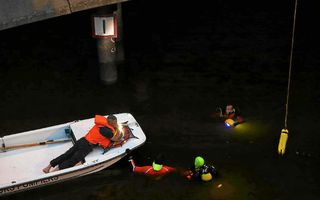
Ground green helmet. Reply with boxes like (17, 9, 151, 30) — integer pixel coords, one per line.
(152, 162, 163, 171)
(194, 156, 205, 168)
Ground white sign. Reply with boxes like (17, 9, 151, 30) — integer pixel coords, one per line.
(92, 14, 117, 38)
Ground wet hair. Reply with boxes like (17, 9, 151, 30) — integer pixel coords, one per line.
(107, 115, 117, 123)
(154, 154, 164, 165)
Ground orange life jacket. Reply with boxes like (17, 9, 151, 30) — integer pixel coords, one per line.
(85, 115, 115, 148)
(224, 112, 244, 124)
(224, 112, 235, 119)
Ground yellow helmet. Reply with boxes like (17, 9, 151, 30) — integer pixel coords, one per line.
(201, 173, 212, 182)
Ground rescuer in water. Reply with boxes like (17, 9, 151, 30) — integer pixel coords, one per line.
(43, 114, 122, 173)
(184, 156, 217, 182)
(217, 104, 244, 126)
(128, 154, 176, 177)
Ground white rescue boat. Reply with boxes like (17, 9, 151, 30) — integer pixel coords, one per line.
(0, 113, 146, 196)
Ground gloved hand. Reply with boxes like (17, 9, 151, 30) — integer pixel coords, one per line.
(128, 156, 135, 171)
(216, 107, 223, 117)
(125, 149, 132, 154)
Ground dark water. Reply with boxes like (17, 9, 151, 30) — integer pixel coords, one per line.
(1, 0, 320, 199)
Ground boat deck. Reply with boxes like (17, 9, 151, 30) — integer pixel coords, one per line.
(0, 141, 73, 186)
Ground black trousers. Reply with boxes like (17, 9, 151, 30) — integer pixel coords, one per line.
(50, 137, 93, 170)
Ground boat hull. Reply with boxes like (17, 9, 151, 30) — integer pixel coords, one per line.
(0, 154, 124, 196)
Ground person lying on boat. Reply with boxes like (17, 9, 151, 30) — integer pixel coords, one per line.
(216, 104, 244, 126)
(128, 154, 176, 177)
(184, 156, 217, 182)
(42, 114, 122, 173)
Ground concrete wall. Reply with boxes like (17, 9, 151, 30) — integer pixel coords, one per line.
(0, 0, 128, 31)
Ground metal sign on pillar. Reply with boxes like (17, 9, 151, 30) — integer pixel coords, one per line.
(92, 14, 117, 38)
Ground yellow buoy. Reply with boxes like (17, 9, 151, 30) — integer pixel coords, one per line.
(278, 129, 288, 155)
(201, 173, 212, 182)
(225, 119, 235, 127)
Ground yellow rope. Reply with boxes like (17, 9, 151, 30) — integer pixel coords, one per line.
(285, 0, 298, 129)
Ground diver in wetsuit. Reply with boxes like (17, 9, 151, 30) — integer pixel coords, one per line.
(128, 154, 176, 177)
(185, 156, 217, 182)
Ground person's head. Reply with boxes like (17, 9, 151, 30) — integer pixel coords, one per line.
(152, 154, 164, 171)
(107, 115, 118, 129)
(225, 104, 235, 114)
(194, 156, 205, 168)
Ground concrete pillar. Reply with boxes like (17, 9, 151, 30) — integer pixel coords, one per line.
(97, 38, 117, 84)
(96, 6, 117, 85)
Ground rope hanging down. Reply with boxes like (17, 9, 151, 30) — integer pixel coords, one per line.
(284, 0, 298, 129)
(278, 0, 299, 155)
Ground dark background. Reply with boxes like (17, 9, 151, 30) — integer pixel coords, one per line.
(1, 0, 320, 199)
